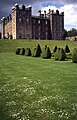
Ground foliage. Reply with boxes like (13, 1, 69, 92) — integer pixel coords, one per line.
(53, 45, 57, 53)
(54, 48, 66, 61)
(67, 28, 77, 37)
(64, 45, 70, 53)
(66, 53, 72, 59)
(42, 45, 52, 59)
(21, 48, 25, 55)
(15, 48, 21, 55)
(72, 48, 77, 63)
(33, 44, 42, 57)
(25, 48, 31, 56)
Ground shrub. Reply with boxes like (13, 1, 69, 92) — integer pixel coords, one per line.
(53, 45, 57, 53)
(42, 46, 52, 59)
(65, 45, 70, 53)
(54, 48, 66, 61)
(33, 44, 42, 57)
(21, 48, 25, 55)
(25, 48, 31, 56)
(72, 48, 77, 63)
(66, 53, 72, 59)
(58, 48, 66, 61)
(15, 48, 21, 55)
(54, 48, 60, 60)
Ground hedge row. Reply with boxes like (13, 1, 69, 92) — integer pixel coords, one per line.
(15, 44, 77, 63)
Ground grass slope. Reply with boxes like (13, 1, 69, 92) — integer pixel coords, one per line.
(0, 39, 77, 120)
(0, 39, 77, 53)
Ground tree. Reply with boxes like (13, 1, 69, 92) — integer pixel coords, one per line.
(42, 46, 52, 59)
(53, 45, 57, 53)
(33, 44, 42, 57)
(54, 48, 66, 61)
(64, 45, 70, 53)
(72, 48, 77, 63)
(25, 48, 31, 56)
(67, 28, 77, 37)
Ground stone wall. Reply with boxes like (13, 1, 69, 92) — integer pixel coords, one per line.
(1, 4, 64, 40)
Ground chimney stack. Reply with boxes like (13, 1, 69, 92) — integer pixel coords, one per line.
(38, 10, 41, 17)
(44, 10, 46, 18)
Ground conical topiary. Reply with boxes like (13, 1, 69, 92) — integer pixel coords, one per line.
(58, 48, 66, 61)
(54, 48, 60, 60)
(42, 46, 52, 59)
(72, 48, 77, 63)
(53, 45, 57, 53)
(54, 48, 66, 61)
(65, 45, 70, 53)
(15, 48, 21, 55)
(33, 44, 42, 57)
(25, 48, 31, 56)
(21, 48, 25, 55)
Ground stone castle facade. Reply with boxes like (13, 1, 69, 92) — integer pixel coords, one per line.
(1, 3, 64, 40)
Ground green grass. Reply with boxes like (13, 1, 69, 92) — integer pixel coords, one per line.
(0, 39, 77, 53)
(0, 39, 77, 120)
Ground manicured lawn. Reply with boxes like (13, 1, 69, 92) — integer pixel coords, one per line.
(0, 39, 77, 53)
(0, 40, 77, 120)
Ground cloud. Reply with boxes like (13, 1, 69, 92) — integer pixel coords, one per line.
(41, 4, 77, 30)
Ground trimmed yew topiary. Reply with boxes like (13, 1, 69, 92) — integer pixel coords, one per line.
(54, 48, 60, 60)
(72, 48, 77, 63)
(53, 45, 57, 53)
(15, 48, 21, 55)
(54, 48, 66, 61)
(58, 48, 66, 61)
(21, 48, 25, 55)
(65, 45, 70, 53)
(42, 46, 52, 59)
(25, 48, 31, 56)
(33, 44, 42, 57)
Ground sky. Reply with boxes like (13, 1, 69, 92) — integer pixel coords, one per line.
(0, 0, 77, 32)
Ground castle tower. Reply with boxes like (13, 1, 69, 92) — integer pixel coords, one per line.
(12, 3, 32, 39)
(49, 10, 64, 40)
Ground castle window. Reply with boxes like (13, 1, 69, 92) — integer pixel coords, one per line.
(45, 21, 47, 24)
(38, 20, 40, 24)
(19, 36, 21, 39)
(19, 18, 22, 22)
(39, 32, 40, 35)
(46, 32, 47, 36)
(27, 18, 29, 22)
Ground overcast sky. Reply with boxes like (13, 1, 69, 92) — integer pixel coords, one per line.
(0, 0, 77, 32)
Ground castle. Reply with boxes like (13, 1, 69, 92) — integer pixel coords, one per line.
(1, 3, 64, 40)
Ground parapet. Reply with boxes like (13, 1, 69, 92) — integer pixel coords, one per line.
(12, 3, 32, 12)
(38, 10, 47, 18)
(1, 14, 12, 24)
(47, 9, 64, 16)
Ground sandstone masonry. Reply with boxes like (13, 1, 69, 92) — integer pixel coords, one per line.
(1, 3, 64, 40)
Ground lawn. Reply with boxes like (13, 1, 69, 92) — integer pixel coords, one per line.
(0, 39, 77, 120)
